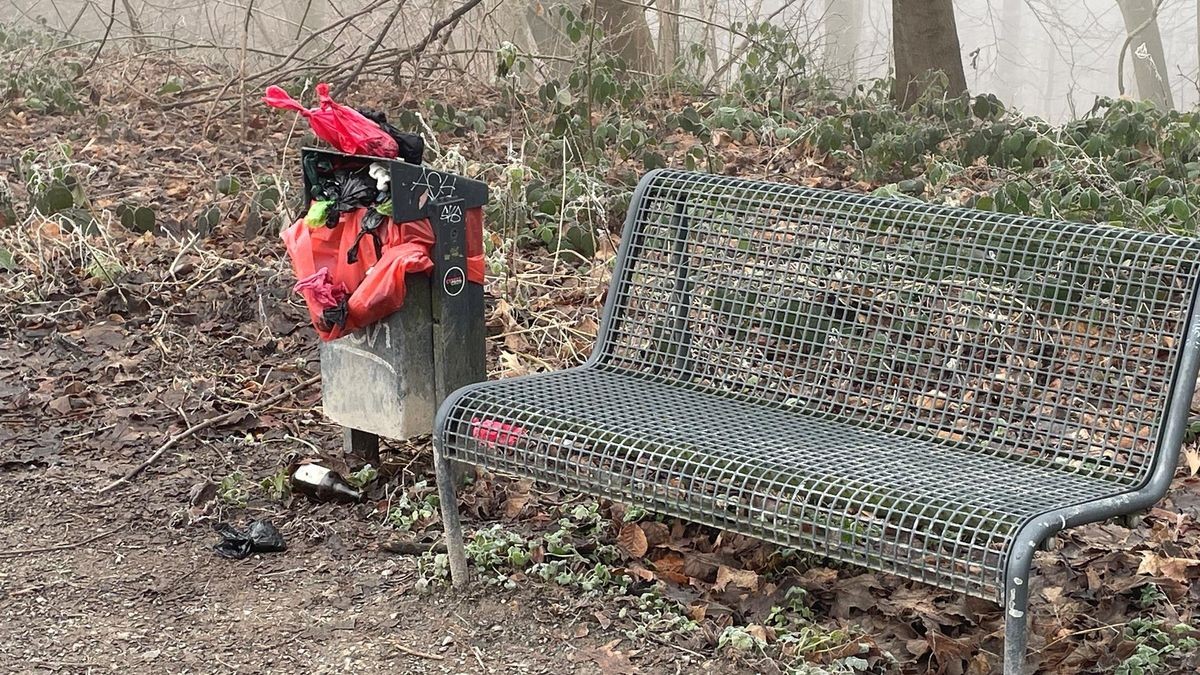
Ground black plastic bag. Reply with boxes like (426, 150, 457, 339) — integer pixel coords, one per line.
(358, 109, 424, 165)
(213, 520, 288, 559)
(311, 169, 381, 227)
(302, 153, 334, 195)
(346, 208, 387, 264)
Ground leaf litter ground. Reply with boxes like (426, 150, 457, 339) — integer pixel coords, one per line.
(2, 53, 1199, 675)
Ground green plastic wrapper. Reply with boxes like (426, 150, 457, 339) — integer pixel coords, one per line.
(304, 200, 333, 228)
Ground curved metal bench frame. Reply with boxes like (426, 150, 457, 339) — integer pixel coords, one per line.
(433, 170, 1200, 674)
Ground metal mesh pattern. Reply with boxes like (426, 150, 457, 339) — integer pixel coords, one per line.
(439, 170, 1200, 599)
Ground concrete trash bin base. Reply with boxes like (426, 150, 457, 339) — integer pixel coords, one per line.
(319, 274, 436, 440)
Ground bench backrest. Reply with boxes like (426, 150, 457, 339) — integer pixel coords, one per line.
(595, 170, 1200, 487)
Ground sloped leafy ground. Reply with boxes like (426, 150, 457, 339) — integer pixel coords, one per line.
(2, 45, 1199, 675)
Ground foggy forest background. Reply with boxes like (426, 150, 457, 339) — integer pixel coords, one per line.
(5, 0, 1199, 122)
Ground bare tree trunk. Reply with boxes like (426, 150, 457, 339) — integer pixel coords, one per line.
(994, 0, 1022, 102)
(523, 0, 576, 79)
(591, 0, 656, 73)
(658, 0, 680, 73)
(823, 0, 862, 86)
(1116, 0, 1174, 109)
(891, 0, 967, 106)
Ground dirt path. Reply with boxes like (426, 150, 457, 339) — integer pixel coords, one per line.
(0, 467, 741, 675)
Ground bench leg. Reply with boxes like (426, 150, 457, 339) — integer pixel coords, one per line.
(433, 440, 469, 587)
(1003, 556, 1033, 675)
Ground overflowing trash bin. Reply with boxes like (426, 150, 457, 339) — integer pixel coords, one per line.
(266, 83, 487, 458)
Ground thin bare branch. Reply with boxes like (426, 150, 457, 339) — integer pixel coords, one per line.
(391, 0, 486, 84)
(334, 0, 409, 98)
(82, 0, 120, 76)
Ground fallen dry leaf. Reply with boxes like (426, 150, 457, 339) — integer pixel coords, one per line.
(905, 637, 929, 657)
(622, 565, 656, 582)
(49, 395, 73, 414)
(927, 630, 974, 671)
(593, 611, 612, 629)
(831, 574, 878, 618)
(502, 492, 530, 520)
(649, 551, 690, 584)
(573, 639, 639, 675)
(1136, 551, 1200, 583)
(576, 315, 599, 337)
(744, 624, 771, 644)
(617, 523, 648, 558)
(966, 653, 994, 675)
(1185, 448, 1200, 476)
(639, 521, 670, 548)
(714, 565, 758, 592)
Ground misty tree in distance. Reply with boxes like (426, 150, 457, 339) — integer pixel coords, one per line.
(592, 0, 656, 73)
(822, 0, 862, 87)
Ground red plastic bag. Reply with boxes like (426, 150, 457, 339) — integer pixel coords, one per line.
(396, 208, 486, 284)
(263, 83, 398, 158)
(283, 202, 487, 341)
(344, 242, 433, 334)
(293, 267, 348, 309)
(282, 209, 384, 293)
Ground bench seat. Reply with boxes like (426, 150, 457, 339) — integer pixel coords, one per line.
(440, 366, 1131, 600)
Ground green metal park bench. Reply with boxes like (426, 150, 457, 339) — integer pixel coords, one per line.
(432, 169, 1200, 674)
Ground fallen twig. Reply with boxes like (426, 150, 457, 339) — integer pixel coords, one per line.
(97, 374, 321, 494)
(394, 644, 445, 661)
(0, 526, 123, 559)
(472, 646, 486, 669)
(381, 540, 447, 555)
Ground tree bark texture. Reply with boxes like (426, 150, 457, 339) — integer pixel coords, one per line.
(891, 0, 967, 107)
(658, 0, 680, 73)
(592, 0, 656, 73)
(1116, 0, 1174, 109)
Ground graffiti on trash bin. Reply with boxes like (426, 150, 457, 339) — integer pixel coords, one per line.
(415, 167, 458, 204)
(441, 203, 463, 225)
(347, 320, 392, 351)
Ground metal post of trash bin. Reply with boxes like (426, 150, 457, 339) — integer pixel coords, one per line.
(427, 196, 485, 482)
(427, 197, 486, 409)
(310, 148, 487, 468)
